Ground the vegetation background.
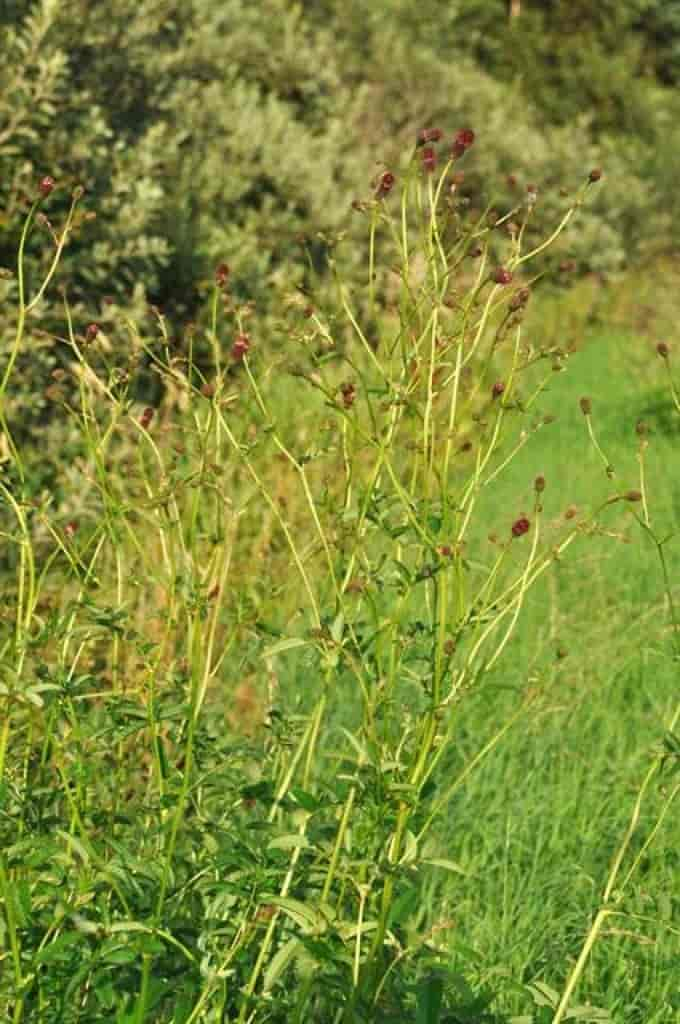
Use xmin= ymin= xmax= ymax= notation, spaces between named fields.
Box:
xmin=1 ymin=1 xmax=679 ymax=1022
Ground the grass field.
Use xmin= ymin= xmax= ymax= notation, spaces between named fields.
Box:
xmin=423 ymin=324 xmax=680 ymax=1021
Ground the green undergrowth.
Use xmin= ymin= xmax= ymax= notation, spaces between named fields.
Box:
xmin=427 ymin=328 xmax=680 ymax=1021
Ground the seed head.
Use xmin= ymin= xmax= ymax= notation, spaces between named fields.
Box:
xmin=492 ymin=380 xmax=505 ymax=399
xmin=451 ymin=127 xmax=475 ymax=158
xmin=656 ymin=341 xmax=670 ymax=359
xmin=85 ymin=323 xmax=99 ymax=342
xmin=340 ymin=381 xmax=356 ymax=408
xmin=232 ymin=333 xmax=251 ymax=361
xmin=509 ymin=287 xmax=531 ymax=311
xmin=588 ymin=168 xmax=603 ymax=183
xmin=38 ymin=176 xmax=55 ymax=197
xmin=493 ymin=267 xmax=513 ymax=286
xmin=623 ymin=489 xmax=642 ymax=502
xmin=511 ymin=516 xmax=531 ymax=538
xmin=534 ymin=474 xmax=546 ymax=493
xmin=140 ymin=407 xmax=154 ymax=429
xmin=215 ymin=263 xmax=230 ymax=286
xmin=375 ymin=171 xmax=395 ymax=199
xmin=64 ymin=520 xmax=78 ymax=538
xmin=421 ymin=146 xmax=437 ymax=173
xmin=579 ymin=396 xmax=592 ymax=416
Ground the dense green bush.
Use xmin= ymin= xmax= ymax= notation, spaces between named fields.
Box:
xmin=2 ymin=0 xmax=679 ymax=345
xmin=1 ymin=0 xmax=679 ymax=499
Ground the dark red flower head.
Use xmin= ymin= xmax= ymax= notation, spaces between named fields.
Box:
xmin=38 ymin=176 xmax=55 ymax=197
xmin=215 ymin=263 xmax=230 ymax=286
xmin=422 ymin=147 xmax=437 ymax=173
xmin=375 ymin=171 xmax=395 ymax=199
xmin=85 ymin=323 xmax=99 ymax=342
xmin=492 ymin=267 xmax=513 ymax=286
xmin=511 ymin=516 xmax=531 ymax=538
xmin=452 ymin=128 xmax=475 ymax=158
xmin=140 ymin=406 xmax=154 ymax=429
xmin=588 ymin=168 xmax=603 ymax=183
xmin=492 ymin=380 xmax=505 ymax=399
xmin=656 ymin=341 xmax=670 ymax=359
xmin=232 ymin=333 xmax=251 ymax=361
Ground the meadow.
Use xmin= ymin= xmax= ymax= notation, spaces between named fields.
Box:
xmin=0 ymin=135 xmax=678 ymax=1024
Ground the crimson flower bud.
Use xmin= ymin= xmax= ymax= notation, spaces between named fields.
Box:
xmin=215 ymin=263 xmax=230 ymax=286
xmin=140 ymin=407 xmax=154 ymax=429
xmin=511 ymin=516 xmax=531 ymax=538
xmin=38 ymin=176 xmax=55 ymax=197
xmin=493 ymin=267 xmax=513 ymax=286
xmin=232 ymin=333 xmax=251 ymax=361
xmin=422 ymin=147 xmax=437 ymax=173
xmin=375 ymin=171 xmax=395 ymax=199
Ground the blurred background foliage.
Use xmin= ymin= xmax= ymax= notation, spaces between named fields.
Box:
xmin=1 ymin=0 xmax=680 ymax=343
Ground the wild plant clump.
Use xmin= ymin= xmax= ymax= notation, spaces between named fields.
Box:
xmin=0 ymin=131 xmax=677 ymax=1024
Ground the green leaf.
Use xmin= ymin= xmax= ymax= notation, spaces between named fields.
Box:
xmin=330 ymin=611 xmax=345 ymax=643
xmin=289 ymin=787 xmax=322 ymax=812
xmin=36 ymin=930 xmax=86 ymax=963
xmin=416 ymin=972 xmax=444 ymax=1024
xmin=399 ymin=829 xmax=419 ymax=866
xmin=260 ymin=895 xmax=326 ymax=933
xmin=565 ymin=1006 xmax=612 ymax=1021
xmin=267 ymin=834 xmax=312 ymax=852
xmin=262 ymin=637 xmax=310 ymax=658
xmin=422 ymin=857 xmax=467 ymax=876
xmin=263 ymin=936 xmax=302 ymax=992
